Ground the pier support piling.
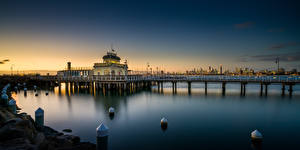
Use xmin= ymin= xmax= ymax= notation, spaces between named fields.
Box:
xmin=205 ymin=82 xmax=207 ymax=95
xmin=260 ymin=83 xmax=263 ymax=96
xmin=222 ymin=82 xmax=226 ymax=96
xmin=281 ymin=84 xmax=285 ymax=96
xmin=289 ymin=84 xmax=293 ymax=96
xmin=264 ymin=84 xmax=268 ymax=96
xmin=187 ymin=81 xmax=191 ymax=94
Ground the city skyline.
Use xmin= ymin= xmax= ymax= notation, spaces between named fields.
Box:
xmin=1 ymin=0 xmax=300 ymax=72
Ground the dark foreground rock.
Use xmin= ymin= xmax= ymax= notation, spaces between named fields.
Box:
xmin=0 ymin=107 xmax=96 ymax=150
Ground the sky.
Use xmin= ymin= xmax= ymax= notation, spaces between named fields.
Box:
xmin=0 ymin=0 xmax=300 ymax=73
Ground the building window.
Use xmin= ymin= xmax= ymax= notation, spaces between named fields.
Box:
xmin=111 ymin=70 xmax=115 ymax=76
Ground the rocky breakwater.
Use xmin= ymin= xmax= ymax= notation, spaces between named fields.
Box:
xmin=0 ymin=84 xmax=96 ymax=150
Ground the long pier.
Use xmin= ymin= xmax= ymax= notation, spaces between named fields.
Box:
xmin=28 ymin=75 xmax=300 ymax=96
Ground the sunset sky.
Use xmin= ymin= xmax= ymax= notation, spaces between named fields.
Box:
xmin=1 ymin=0 xmax=300 ymax=73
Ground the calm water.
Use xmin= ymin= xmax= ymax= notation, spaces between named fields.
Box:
xmin=13 ymin=83 xmax=300 ymax=150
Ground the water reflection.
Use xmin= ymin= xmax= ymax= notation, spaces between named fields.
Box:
xmin=14 ymin=83 xmax=300 ymax=150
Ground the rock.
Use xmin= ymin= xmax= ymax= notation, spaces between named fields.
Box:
xmin=0 ymin=137 xmax=36 ymax=150
xmin=62 ymin=129 xmax=72 ymax=133
xmin=34 ymin=132 xmax=45 ymax=145
xmin=0 ymin=127 xmax=26 ymax=141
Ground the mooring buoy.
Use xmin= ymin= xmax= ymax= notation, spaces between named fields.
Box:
xmin=161 ymin=117 xmax=168 ymax=129
xmin=109 ymin=107 xmax=115 ymax=116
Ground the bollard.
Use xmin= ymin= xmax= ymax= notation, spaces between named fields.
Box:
xmin=8 ymin=99 xmax=16 ymax=114
xmin=2 ymin=90 xmax=6 ymax=94
xmin=1 ymin=93 xmax=9 ymax=105
xmin=35 ymin=108 xmax=44 ymax=127
xmin=96 ymin=123 xmax=109 ymax=150
xmin=251 ymin=129 xmax=263 ymax=141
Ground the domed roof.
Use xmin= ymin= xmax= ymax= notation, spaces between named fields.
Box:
xmin=103 ymin=50 xmax=121 ymax=61
xmin=103 ymin=54 xmax=121 ymax=60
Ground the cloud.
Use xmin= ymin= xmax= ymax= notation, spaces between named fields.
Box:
xmin=268 ymin=42 xmax=299 ymax=50
xmin=238 ymin=52 xmax=300 ymax=62
xmin=268 ymin=28 xmax=285 ymax=33
xmin=234 ymin=21 xmax=255 ymax=29
xmin=0 ymin=59 xmax=9 ymax=64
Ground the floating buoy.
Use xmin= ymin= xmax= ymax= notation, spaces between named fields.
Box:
xmin=251 ymin=129 xmax=263 ymax=141
xmin=96 ymin=123 xmax=109 ymax=137
xmin=108 ymin=107 xmax=115 ymax=116
xmin=161 ymin=117 xmax=168 ymax=129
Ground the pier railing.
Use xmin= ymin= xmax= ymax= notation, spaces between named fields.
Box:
xmin=143 ymin=75 xmax=300 ymax=83
xmin=32 ymin=75 xmax=300 ymax=83
xmin=32 ymin=75 xmax=144 ymax=82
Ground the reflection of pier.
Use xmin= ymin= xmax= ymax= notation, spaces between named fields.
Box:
xmin=32 ymin=75 xmax=300 ymax=96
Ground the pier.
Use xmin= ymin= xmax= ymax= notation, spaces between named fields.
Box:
xmin=28 ymin=75 xmax=300 ymax=96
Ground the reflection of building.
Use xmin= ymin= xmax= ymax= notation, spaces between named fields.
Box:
xmin=93 ymin=49 xmax=128 ymax=75
xmin=57 ymin=49 xmax=128 ymax=76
